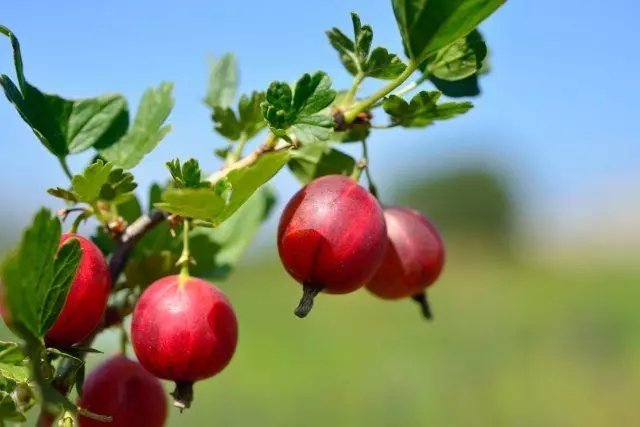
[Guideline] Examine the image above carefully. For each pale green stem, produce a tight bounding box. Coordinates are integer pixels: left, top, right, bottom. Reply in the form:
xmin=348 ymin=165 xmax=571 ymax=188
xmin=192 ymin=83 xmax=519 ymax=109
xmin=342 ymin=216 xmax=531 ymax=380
xmin=230 ymin=132 xmax=248 ymax=163
xmin=177 ymin=219 xmax=191 ymax=283
xmin=344 ymin=61 xmax=418 ymax=123
xmin=342 ymin=72 xmax=365 ymax=107
xmin=372 ymin=73 xmax=430 ymax=109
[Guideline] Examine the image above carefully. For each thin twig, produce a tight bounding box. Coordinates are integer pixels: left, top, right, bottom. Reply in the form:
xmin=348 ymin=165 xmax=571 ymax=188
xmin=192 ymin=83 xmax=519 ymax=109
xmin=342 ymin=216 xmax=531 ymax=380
xmin=206 ymin=138 xmax=291 ymax=184
xmin=107 ymin=210 xmax=168 ymax=284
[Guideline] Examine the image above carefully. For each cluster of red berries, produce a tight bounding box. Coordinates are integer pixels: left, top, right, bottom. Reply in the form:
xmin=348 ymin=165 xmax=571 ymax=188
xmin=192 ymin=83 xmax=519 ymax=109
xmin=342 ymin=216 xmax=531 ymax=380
xmin=278 ymin=174 xmax=445 ymax=319
xmin=2 ymin=174 xmax=443 ymax=427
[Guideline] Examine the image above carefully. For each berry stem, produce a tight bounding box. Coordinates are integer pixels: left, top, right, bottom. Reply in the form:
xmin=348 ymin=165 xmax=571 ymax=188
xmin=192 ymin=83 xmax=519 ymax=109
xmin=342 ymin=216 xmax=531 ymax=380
xmin=171 ymin=381 xmax=194 ymax=412
xmin=294 ymin=284 xmax=323 ymax=318
xmin=412 ymin=292 xmax=433 ymax=321
xmin=177 ymin=219 xmax=192 ymax=283
xmin=360 ymin=139 xmax=379 ymax=199
xmin=68 ymin=210 xmax=91 ymax=234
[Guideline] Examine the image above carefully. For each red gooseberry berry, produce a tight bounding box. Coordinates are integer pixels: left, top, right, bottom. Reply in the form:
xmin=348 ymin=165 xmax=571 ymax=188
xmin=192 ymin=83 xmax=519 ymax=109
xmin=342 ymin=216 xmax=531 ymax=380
xmin=277 ymin=174 xmax=387 ymax=318
xmin=0 ymin=233 xmax=110 ymax=347
xmin=131 ymin=275 xmax=238 ymax=410
xmin=77 ymin=355 xmax=167 ymax=427
xmin=365 ymin=207 xmax=445 ymax=320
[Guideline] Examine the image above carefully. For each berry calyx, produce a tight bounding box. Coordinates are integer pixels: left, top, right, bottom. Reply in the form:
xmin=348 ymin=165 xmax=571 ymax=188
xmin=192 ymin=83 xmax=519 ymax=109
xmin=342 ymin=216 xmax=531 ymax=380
xmin=0 ymin=233 xmax=110 ymax=347
xmin=77 ymin=355 xmax=167 ymax=427
xmin=365 ymin=207 xmax=445 ymax=320
xmin=131 ymin=275 xmax=238 ymax=410
xmin=277 ymin=175 xmax=387 ymax=318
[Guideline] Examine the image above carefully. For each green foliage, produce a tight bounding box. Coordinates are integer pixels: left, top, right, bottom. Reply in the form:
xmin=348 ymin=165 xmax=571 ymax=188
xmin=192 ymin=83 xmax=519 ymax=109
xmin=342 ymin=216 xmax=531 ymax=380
xmin=261 ymin=72 xmax=336 ymax=143
xmin=0 ymin=26 xmax=129 ymax=160
xmin=48 ymin=160 xmax=137 ymax=205
xmin=420 ymin=29 xmax=489 ymax=97
xmin=327 ymin=12 xmax=406 ymax=80
xmin=0 ymin=209 xmax=81 ymax=341
xmin=157 ymin=150 xmax=290 ymax=224
xmin=0 ymin=3 xmax=507 ymax=420
xmin=392 ymin=0 xmax=504 ymax=62
xmin=205 ymin=54 xmax=266 ymax=142
xmin=382 ymin=91 xmax=473 ymax=127
xmin=99 ymin=82 xmax=174 ymax=169
xmin=190 ymin=186 xmax=276 ymax=278
xmin=288 ymin=144 xmax=356 ymax=184
xmin=204 ymin=53 xmax=238 ymax=110
xmin=166 ymin=158 xmax=211 ymax=189
xmin=211 ymin=91 xmax=266 ymax=141
xmin=0 ymin=342 xmax=25 ymax=365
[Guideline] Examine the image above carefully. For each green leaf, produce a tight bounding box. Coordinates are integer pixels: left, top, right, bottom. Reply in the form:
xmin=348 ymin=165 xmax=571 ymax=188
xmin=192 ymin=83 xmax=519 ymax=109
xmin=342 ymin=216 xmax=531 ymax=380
xmin=288 ymin=144 xmax=356 ymax=184
xmin=237 ymin=91 xmax=266 ymax=140
xmin=212 ymin=106 xmax=242 ymax=140
xmin=204 ymin=53 xmax=238 ymax=110
xmin=424 ymin=29 xmax=488 ymax=81
xmin=99 ymin=82 xmax=174 ymax=169
xmin=98 ymin=168 xmax=137 ymax=204
xmin=261 ymin=72 xmax=336 ymax=143
xmin=382 ymin=91 xmax=473 ymax=127
xmin=1 ymin=26 xmax=129 ymax=159
xmin=47 ymin=188 xmax=79 ymax=204
xmin=165 ymin=158 xmax=211 ymax=189
xmin=0 ymin=342 xmax=24 ymax=365
xmin=327 ymin=13 xmax=406 ymax=80
xmin=125 ymin=251 xmax=177 ymax=289
xmin=191 ymin=186 xmax=276 ymax=279
xmin=0 ymin=209 xmax=82 ymax=341
xmin=392 ymin=0 xmax=504 ymax=62
xmin=39 ymin=238 xmax=81 ymax=334
xmin=157 ymin=150 xmax=290 ymax=224
xmin=0 ymin=363 xmax=29 ymax=384
xmin=366 ymin=47 xmax=407 ymax=80
xmin=71 ymin=160 xmax=113 ymax=203
xmin=430 ymin=74 xmax=481 ymax=98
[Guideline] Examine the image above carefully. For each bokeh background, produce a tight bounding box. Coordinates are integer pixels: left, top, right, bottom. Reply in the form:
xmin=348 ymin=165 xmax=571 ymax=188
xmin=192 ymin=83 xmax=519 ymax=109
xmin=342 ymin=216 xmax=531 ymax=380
xmin=2 ymin=0 xmax=639 ymax=426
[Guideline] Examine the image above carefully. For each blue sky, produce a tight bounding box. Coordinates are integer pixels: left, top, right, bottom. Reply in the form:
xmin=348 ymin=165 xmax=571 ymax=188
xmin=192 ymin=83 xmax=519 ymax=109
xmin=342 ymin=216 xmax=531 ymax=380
xmin=1 ymin=0 xmax=638 ymax=240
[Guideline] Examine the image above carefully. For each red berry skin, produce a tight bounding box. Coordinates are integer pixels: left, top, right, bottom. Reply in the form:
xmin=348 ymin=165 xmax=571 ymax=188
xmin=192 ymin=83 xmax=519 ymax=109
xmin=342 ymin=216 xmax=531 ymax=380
xmin=77 ymin=355 xmax=167 ymax=427
xmin=131 ymin=276 xmax=238 ymax=383
xmin=277 ymin=175 xmax=387 ymax=295
xmin=0 ymin=234 xmax=110 ymax=347
xmin=365 ymin=207 xmax=445 ymax=299
xmin=46 ymin=234 xmax=111 ymax=347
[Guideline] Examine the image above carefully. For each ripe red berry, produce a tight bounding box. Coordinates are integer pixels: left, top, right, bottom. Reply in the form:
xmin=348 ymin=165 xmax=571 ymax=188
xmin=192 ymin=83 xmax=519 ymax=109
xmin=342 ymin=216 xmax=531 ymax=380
xmin=131 ymin=275 xmax=238 ymax=410
xmin=77 ymin=355 xmax=167 ymax=427
xmin=365 ymin=207 xmax=445 ymax=320
xmin=0 ymin=233 xmax=110 ymax=347
xmin=277 ymin=175 xmax=387 ymax=318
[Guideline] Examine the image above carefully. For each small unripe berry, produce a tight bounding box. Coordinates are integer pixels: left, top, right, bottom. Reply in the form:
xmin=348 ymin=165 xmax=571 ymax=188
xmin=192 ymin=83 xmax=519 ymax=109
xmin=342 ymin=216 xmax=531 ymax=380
xmin=277 ymin=175 xmax=387 ymax=317
xmin=0 ymin=234 xmax=110 ymax=347
xmin=131 ymin=275 xmax=238 ymax=410
xmin=77 ymin=355 xmax=167 ymax=427
xmin=365 ymin=207 xmax=445 ymax=319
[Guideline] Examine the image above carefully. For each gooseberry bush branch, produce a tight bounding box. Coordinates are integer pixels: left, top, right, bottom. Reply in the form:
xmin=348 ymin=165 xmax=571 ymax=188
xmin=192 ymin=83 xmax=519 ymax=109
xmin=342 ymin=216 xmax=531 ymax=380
xmin=0 ymin=0 xmax=505 ymax=424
